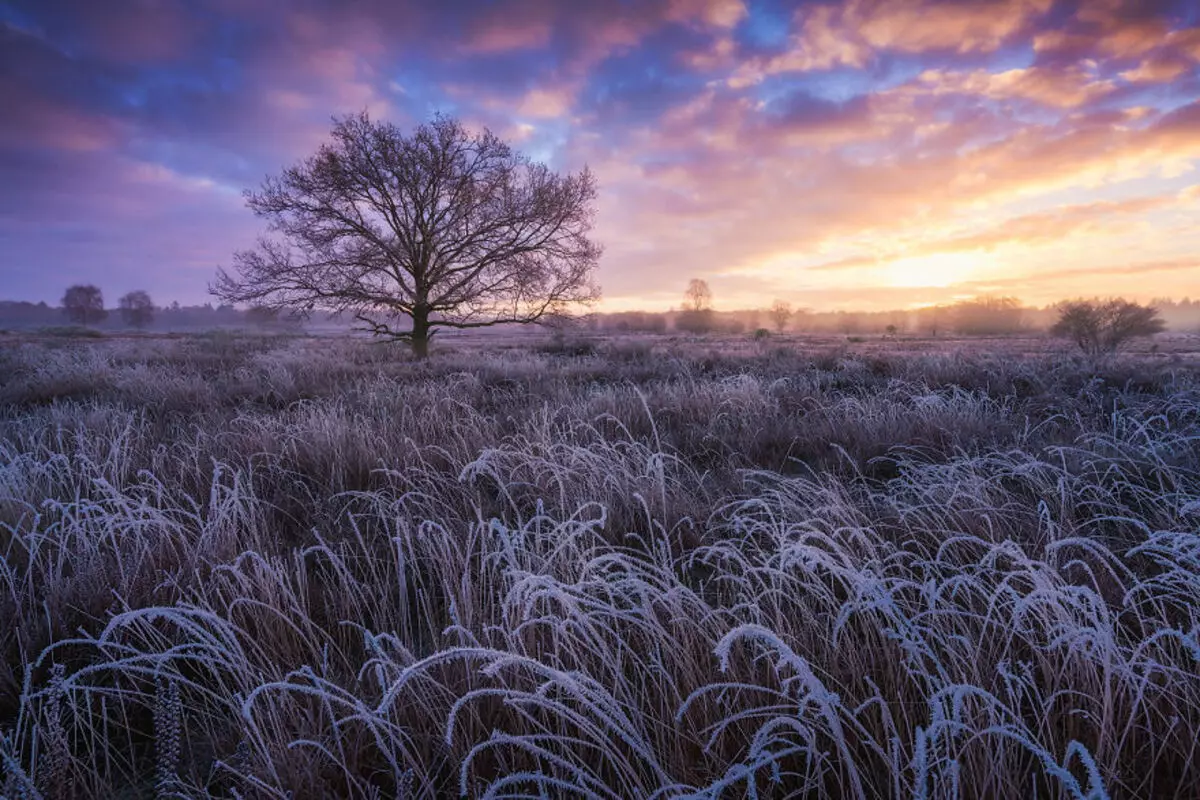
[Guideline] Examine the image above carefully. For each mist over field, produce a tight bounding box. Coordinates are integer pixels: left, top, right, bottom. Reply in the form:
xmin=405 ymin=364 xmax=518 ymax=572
xmin=2 ymin=331 xmax=1200 ymax=797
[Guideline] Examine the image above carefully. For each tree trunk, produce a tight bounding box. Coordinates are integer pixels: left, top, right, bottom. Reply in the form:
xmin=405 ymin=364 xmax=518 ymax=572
xmin=411 ymin=309 xmax=430 ymax=359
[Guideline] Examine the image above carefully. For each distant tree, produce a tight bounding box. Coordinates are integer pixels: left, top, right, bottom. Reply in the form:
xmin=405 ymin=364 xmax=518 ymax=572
xmin=677 ymin=279 xmax=714 ymax=333
xmin=837 ymin=311 xmax=862 ymax=335
xmin=684 ymin=279 xmax=712 ymax=312
xmin=118 ymin=290 xmax=155 ymax=328
xmin=212 ymin=112 xmax=601 ymax=358
xmin=1051 ymin=299 xmax=1165 ymax=356
xmin=951 ymin=296 xmax=1024 ymax=335
xmin=769 ymin=299 xmax=792 ymax=333
xmin=916 ymin=304 xmax=948 ymax=337
xmin=61 ymin=284 xmax=106 ymax=325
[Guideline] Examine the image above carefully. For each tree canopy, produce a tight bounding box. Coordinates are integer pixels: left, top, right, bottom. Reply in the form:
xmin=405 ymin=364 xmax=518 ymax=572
xmin=118 ymin=290 xmax=154 ymax=328
xmin=213 ymin=113 xmax=601 ymax=356
xmin=61 ymin=285 xmax=106 ymax=326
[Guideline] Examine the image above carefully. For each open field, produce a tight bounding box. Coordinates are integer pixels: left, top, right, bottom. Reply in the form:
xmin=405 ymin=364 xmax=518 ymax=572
xmin=2 ymin=332 xmax=1200 ymax=798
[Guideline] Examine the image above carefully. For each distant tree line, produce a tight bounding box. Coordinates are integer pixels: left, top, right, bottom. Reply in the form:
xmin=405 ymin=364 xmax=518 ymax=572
xmin=0 ymin=286 xmax=310 ymax=332
xmin=575 ymin=281 xmax=1189 ymax=346
xmin=0 ymin=280 xmax=1185 ymax=354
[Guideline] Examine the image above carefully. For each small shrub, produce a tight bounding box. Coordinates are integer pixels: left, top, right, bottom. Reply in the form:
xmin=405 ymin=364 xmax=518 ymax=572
xmin=1052 ymin=298 xmax=1165 ymax=355
xmin=38 ymin=325 xmax=105 ymax=338
xmin=538 ymin=335 xmax=598 ymax=357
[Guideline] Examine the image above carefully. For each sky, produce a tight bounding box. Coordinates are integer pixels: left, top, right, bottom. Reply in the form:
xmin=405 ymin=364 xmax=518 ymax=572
xmin=2 ymin=0 xmax=1200 ymax=312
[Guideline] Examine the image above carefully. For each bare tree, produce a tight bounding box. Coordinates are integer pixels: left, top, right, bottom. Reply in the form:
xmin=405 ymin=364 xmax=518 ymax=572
xmin=1051 ymin=299 xmax=1165 ymax=356
xmin=683 ymin=279 xmax=712 ymax=312
xmin=677 ymin=279 xmax=715 ymax=334
xmin=61 ymin=285 xmax=106 ymax=325
xmin=118 ymin=290 xmax=155 ymax=328
xmin=769 ymin=299 xmax=791 ymax=333
xmin=212 ymin=113 xmax=601 ymax=357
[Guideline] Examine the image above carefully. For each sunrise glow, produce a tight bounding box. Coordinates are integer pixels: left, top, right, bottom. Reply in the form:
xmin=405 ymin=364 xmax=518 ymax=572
xmin=2 ymin=0 xmax=1199 ymax=310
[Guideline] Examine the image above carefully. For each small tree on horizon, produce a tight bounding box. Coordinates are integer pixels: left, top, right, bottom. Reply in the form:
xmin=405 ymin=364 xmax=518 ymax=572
xmin=61 ymin=284 xmax=106 ymax=325
xmin=1051 ymin=298 xmax=1165 ymax=356
xmin=769 ymin=299 xmax=792 ymax=333
xmin=683 ymin=279 xmax=712 ymax=312
xmin=677 ymin=279 xmax=714 ymax=334
xmin=212 ymin=112 xmax=601 ymax=358
xmin=118 ymin=290 xmax=155 ymax=328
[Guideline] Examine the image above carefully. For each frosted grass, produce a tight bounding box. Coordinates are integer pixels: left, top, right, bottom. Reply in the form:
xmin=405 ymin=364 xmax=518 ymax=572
xmin=1 ymin=334 xmax=1198 ymax=797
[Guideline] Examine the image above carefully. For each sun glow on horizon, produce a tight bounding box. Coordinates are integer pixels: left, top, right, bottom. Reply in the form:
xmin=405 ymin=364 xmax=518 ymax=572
xmin=882 ymin=252 xmax=987 ymax=289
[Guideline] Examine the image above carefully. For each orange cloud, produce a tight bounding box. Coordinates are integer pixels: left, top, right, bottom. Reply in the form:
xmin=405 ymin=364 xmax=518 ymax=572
xmin=1120 ymin=53 xmax=1194 ymax=84
xmin=853 ymin=0 xmax=1053 ymax=54
xmin=808 ymin=194 xmax=1185 ymax=272
xmin=730 ymin=0 xmax=1052 ymax=85
xmin=516 ymin=86 xmax=577 ymax=118
xmin=667 ymin=0 xmax=747 ymax=29
xmin=913 ymin=66 xmax=1116 ymax=109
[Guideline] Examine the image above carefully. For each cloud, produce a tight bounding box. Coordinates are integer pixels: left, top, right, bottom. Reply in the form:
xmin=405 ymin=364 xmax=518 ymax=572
xmin=807 ymin=193 xmax=1187 ymax=271
xmin=1119 ymin=53 xmax=1194 ymax=83
xmin=913 ymin=66 xmax=1117 ymax=109
xmin=729 ymin=0 xmax=1053 ymax=86
xmin=2 ymin=0 xmax=1200 ymax=308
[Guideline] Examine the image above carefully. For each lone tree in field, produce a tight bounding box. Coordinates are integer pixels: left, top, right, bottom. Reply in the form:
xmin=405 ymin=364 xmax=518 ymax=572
xmin=212 ymin=112 xmax=602 ymax=357
xmin=676 ymin=278 xmax=715 ymax=334
xmin=769 ymin=299 xmax=791 ymax=333
xmin=61 ymin=284 xmax=106 ymax=325
xmin=684 ymin=278 xmax=712 ymax=312
xmin=1051 ymin=298 xmax=1165 ymax=356
xmin=118 ymin=290 xmax=154 ymax=328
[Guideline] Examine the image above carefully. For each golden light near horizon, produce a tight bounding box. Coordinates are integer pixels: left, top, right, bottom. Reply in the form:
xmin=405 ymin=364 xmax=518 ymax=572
xmin=882 ymin=252 xmax=986 ymax=289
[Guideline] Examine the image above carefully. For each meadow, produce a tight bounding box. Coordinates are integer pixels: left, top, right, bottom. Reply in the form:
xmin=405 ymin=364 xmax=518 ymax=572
xmin=1 ymin=330 xmax=1199 ymax=798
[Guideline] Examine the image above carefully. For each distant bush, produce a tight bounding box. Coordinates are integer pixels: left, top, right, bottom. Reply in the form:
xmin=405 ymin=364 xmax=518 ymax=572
xmin=675 ymin=308 xmax=715 ymax=334
xmin=599 ymin=311 xmax=667 ymax=333
xmin=753 ymin=327 xmax=771 ymax=341
xmin=603 ymin=338 xmax=654 ymax=361
xmin=538 ymin=334 xmax=598 ymax=357
xmin=1051 ymin=298 xmax=1165 ymax=355
xmin=38 ymin=325 xmax=105 ymax=338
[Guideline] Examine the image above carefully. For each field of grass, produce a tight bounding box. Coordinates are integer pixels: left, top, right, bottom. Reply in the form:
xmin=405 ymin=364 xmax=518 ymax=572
xmin=2 ymin=332 xmax=1199 ymax=798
